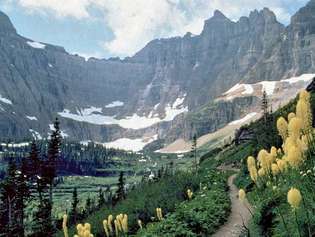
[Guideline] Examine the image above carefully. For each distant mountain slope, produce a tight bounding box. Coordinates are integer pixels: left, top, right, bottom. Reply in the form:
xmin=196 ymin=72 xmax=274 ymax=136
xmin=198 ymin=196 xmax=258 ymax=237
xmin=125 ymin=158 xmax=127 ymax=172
xmin=0 ymin=1 xmax=315 ymax=150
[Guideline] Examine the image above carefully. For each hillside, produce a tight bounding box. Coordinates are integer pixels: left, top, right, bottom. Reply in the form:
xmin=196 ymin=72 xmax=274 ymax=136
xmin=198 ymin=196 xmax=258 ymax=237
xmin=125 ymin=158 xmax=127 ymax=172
xmin=0 ymin=1 xmax=315 ymax=151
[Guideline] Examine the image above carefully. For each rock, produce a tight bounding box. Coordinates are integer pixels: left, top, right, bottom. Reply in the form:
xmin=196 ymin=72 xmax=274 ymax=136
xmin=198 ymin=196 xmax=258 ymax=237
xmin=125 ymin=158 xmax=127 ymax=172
xmin=0 ymin=1 xmax=314 ymax=146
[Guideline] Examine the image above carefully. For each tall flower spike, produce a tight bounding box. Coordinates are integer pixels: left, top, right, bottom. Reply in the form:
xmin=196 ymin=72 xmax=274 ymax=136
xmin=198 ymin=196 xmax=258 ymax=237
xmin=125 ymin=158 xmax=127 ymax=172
xmin=239 ymin=189 xmax=246 ymax=202
xmin=276 ymin=159 xmax=287 ymax=172
xmin=249 ymin=166 xmax=258 ymax=183
xmin=62 ymin=214 xmax=68 ymax=237
xmin=287 ymin=188 xmax=302 ymax=209
xmin=296 ymin=91 xmax=312 ymax=131
xmin=258 ymin=149 xmax=270 ymax=171
xmin=288 ymin=117 xmax=303 ymax=140
xmin=247 ymin=156 xmax=256 ymax=169
xmin=103 ymin=220 xmax=109 ymax=237
xmin=271 ymin=164 xmax=279 ymax=176
xmin=286 ymin=145 xmax=303 ymax=168
xmin=138 ymin=219 xmax=143 ymax=229
xmin=258 ymin=168 xmax=265 ymax=177
xmin=277 ymin=117 xmax=288 ymax=141
xmin=108 ymin=215 xmax=113 ymax=233
xmin=288 ymin=112 xmax=296 ymax=122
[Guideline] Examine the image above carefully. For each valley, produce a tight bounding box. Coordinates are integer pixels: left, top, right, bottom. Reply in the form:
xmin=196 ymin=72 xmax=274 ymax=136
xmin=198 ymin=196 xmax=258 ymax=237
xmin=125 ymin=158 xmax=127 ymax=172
xmin=1 ymin=1 xmax=315 ymax=237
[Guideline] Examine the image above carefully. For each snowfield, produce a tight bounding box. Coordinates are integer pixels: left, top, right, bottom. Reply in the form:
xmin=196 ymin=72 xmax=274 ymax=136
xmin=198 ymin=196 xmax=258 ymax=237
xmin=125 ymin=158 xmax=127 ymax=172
xmin=222 ymin=74 xmax=315 ymax=101
xmin=29 ymin=129 xmax=42 ymax=140
xmin=58 ymin=96 xmax=188 ymax=130
xmin=0 ymin=95 xmax=12 ymax=105
xmin=104 ymin=135 xmax=158 ymax=152
xmin=228 ymin=112 xmax=258 ymax=125
xmin=26 ymin=116 xmax=38 ymax=121
xmin=105 ymin=101 xmax=124 ymax=108
xmin=27 ymin=41 xmax=46 ymax=49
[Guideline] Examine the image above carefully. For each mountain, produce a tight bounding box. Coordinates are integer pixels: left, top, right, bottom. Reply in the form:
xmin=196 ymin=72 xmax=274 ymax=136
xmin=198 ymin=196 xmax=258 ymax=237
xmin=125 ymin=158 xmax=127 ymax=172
xmin=0 ymin=1 xmax=315 ymax=151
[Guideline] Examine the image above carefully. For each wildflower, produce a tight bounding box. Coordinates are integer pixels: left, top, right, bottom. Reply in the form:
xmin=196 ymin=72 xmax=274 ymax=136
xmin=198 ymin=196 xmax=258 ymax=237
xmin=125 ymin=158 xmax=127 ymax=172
xmin=249 ymin=166 xmax=258 ymax=183
xmin=62 ymin=214 xmax=68 ymax=237
xmin=288 ymin=117 xmax=302 ymax=140
xmin=238 ymin=189 xmax=246 ymax=202
xmin=296 ymin=91 xmax=312 ymax=131
xmin=156 ymin=208 xmax=163 ymax=221
xmin=108 ymin=215 xmax=113 ymax=233
xmin=258 ymin=149 xmax=270 ymax=171
xmin=187 ymin=189 xmax=193 ymax=200
xmin=287 ymin=188 xmax=302 ymax=209
xmin=276 ymin=159 xmax=287 ymax=172
xmin=258 ymin=168 xmax=266 ymax=177
xmin=286 ymin=146 xmax=303 ymax=168
xmin=271 ymin=164 xmax=280 ymax=176
xmin=103 ymin=220 xmax=109 ymax=237
xmin=75 ymin=223 xmax=93 ymax=237
xmin=138 ymin=219 xmax=143 ymax=230
xmin=247 ymin=156 xmax=256 ymax=169
xmin=277 ymin=117 xmax=288 ymax=141
xmin=270 ymin=147 xmax=277 ymax=162
xmin=288 ymin=112 xmax=296 ymax=122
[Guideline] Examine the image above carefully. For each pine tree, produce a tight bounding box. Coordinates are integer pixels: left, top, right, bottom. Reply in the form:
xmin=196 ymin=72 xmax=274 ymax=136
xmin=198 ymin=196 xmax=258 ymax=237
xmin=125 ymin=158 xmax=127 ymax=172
xmin=98 ymin=188 xmax=105 ymax=208
xmin=85 ymin=197 xmax=92 ymax=214
xmin=0 ymin=158 xmax=28 ymax=237
xmin=190 ymin=134 xmax=198 ymax=172
xmin=45 ymin=118 xmax=62 ymax=203
xmin=261 ymin=90 xmax=269 ymax=123
xmin=115 ymin=171 xmax=126 ymax=203
xmin=70 ymin=187 xmax=79 ymax=224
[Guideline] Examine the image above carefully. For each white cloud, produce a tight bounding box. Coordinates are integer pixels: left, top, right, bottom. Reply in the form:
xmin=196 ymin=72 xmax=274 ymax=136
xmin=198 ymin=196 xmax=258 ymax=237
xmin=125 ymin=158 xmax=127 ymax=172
xmin=17 ymin=0 xmax=91 ymax=19
xmin=11 ymin=0 xmax=308 ymax=56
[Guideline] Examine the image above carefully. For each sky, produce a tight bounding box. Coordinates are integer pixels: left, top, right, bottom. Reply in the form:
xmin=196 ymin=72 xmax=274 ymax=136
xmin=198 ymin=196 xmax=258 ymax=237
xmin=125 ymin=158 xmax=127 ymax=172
xmin=0 ymin=0 xmax=310 ymax=59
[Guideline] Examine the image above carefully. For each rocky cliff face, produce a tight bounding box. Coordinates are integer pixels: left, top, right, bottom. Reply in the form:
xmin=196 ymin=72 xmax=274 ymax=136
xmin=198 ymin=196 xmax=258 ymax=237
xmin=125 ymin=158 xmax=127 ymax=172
xmin=0 ymin=1 xmax=315 ymax=151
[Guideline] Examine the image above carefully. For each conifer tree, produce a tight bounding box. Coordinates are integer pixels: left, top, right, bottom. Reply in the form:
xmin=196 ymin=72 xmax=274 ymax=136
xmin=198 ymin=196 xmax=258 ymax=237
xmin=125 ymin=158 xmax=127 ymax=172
xmin=45 ymin=118 xmax=62 ymax=203
xmin=190 ymin=134 xmax=198 ymax=172
xmin=70 ymin=187 xmax=79 ymax=223
xmin=98 ymin=187 xmax=105 ymax=208
xmin=261 ymin=90 xmax=269 ymax=123
xmin=115 ymin=171 xmax=126 ymax=203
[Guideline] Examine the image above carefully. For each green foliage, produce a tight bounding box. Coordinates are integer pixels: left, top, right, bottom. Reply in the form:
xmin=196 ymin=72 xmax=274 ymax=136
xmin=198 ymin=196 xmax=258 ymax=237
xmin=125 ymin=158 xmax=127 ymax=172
xmin=56 ymin=171 xmax=204 ymax=236
xmin=137 ymin=171 xmax=230 ymax=237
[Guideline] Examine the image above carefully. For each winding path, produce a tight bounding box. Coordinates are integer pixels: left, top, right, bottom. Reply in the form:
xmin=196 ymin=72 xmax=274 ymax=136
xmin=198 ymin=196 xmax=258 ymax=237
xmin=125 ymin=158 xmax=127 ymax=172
xmin=212 ymin=171 xmax=252 ymax=237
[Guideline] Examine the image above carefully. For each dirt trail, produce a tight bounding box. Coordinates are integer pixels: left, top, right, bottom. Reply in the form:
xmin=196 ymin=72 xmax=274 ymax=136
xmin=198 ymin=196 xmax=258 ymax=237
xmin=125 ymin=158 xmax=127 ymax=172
xmin=212 ymin=171 xmax=252 ymax=237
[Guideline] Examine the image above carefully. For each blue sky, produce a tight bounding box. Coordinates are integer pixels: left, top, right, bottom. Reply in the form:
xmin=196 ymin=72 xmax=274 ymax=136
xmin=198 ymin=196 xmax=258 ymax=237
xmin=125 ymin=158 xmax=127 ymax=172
xmin=0 ymin=0 xmax=310 ymax=59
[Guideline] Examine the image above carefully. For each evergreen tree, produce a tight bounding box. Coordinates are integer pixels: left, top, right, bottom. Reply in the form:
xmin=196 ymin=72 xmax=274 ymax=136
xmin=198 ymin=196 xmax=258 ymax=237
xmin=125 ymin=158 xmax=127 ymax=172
xmin=115 ymin=171 xmax=126 ymax=203
xmin=0 ymin=158 xmax=28 ymax=237
xmin=261 ymin=90 xmax=269 ymax=123
xmin=85 ymin=197 xmax=92 ymax=214
xmin=190 ymin=134 xmax=198 ymax=172
xmin=45 ymin=118 xmax=62 ymax=203
xmin=70 ymin=187 xmax=79 ymax=223
xmin=98 ymin=188 xmax=105 ymax=208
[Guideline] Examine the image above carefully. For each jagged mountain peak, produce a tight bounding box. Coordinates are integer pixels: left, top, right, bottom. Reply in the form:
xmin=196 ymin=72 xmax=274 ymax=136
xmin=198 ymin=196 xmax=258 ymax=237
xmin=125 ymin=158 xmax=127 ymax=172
xmin=0 ymin=10 xmax=16 ymax=34
xmin=212 ymin=10 xmax=228 ymax=20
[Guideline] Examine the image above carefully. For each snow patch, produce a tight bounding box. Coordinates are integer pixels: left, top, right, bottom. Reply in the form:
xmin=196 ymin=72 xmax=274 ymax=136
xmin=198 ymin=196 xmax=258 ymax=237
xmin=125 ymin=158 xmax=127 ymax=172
xmin=59 ymin=96 xmax=188 ymax=130
xmin=281 ymin=74 xmax=315 ymax=84
xmin=29 ymin=129 xmax=42 ymax=140
xmin=27 ymin=41 xmax=46 ymax=49
xmin=49 ymin=124 xmax=69 ymax=138
xmin=242 ymin=84 xmax=254 ymax=95
xmin=105 ymin=101 xmax=124 ymax=108
xmin=224 ymin=83 xmax=243 ymax=94
xmin=104 ymin=135 xmax=158 ymax=152
xmin=229 ymin=112 xmax=257 ymax=125
xmin=26 ymin=116 xmax=38 ymax=121
xmin=48 ymin=63 xmax=53 ymax=68
xmin=259 ymin=81 xmax=277 ymax=95
xmin=193 ymin=62 xmax=199 ymax=70
xmin=0 ymin=95 xmax=12 ymax=105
